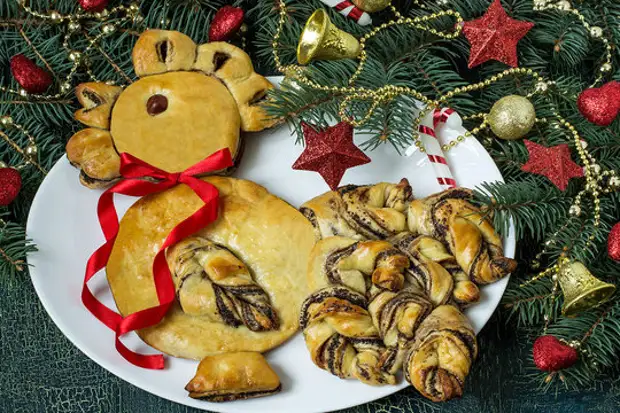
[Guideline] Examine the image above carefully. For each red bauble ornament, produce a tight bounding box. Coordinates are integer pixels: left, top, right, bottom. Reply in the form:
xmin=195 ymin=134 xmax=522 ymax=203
xmin=293 ymin=122 xmax=371 ymax=190
xmin=10 ymin=55 xmax=53 ymax=94
xmin=608 ymin=223 xmax=620 ymax=262
xmin=577 ymin=81 xmax=620 ymax=127
xmin=209 ymin=6 xmax=245 ymax=42
xmin=462 ymin=0 xmax=534 ymax=68
xmin=79 ymin=0 xmax=108 ymax=12
xmin=521 ymin=140 xmax=584 ymax=191
xmin=533 ymin=336 xmax=578 ymax=372
xmin=0 ymin=168 xmax=22 ymax=206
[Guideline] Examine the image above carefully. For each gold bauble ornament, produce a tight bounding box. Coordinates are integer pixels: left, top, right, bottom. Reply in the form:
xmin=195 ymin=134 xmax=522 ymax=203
xmin=487 ymin=95 xmax=536 ymax=140
xmin=558 ymin=261 xmax=616 ymax=316
xmin=0 ymin=115 xmax=14 ymax=127
xmin=49 ymin=11 xmax=63 ymax=24
xmin=297 ymin=9 xmax=361 ymax=65
xmin=351 ymin=0 xmax=391 ymax=13
xmin=25 ymin=143 xmax=38 ymax=158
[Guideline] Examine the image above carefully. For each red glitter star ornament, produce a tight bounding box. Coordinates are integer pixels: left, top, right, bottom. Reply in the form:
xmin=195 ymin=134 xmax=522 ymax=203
xmin=521 ymin=140 xmax=583 ymax=191
xmin=293 ymin=122 xmax=370 ymax=190
xmin=462 ymin=0 xmax=534 ymax=68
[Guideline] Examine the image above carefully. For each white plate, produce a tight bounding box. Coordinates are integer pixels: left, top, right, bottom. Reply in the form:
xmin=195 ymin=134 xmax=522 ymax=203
xmin=27 ymin=78 xmax=515 ymax=413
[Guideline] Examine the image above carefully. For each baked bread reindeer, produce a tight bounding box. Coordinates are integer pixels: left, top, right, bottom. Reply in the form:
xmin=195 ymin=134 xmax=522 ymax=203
xmin=66 ymin=30 xmax=275 ymax=188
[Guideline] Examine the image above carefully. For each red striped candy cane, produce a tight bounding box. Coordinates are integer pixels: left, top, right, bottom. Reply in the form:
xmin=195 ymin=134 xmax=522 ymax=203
xmin=318 ymin=0 xmax=372 ymax=25
xmin=417 ymin=109 xmax=457 ymax=190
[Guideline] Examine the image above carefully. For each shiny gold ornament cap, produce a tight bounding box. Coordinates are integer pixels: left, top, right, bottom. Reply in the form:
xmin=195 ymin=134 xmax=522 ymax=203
xmin=297 ymin=9 xmax=361 ymax=65
xmin=488 ymin=95 xmax=536 ymax=140
xmin=351 ymin=0 xmax=391 ymax=13
xmin=558 ymin=261 xmax=616 ymax=317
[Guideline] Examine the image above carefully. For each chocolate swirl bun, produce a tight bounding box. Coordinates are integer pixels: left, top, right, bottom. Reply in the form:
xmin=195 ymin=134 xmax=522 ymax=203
xmin=407 ymin=188 xmax=517 ymax=284
xmin=168 ymin=236 xmax=279 ymax=331
xmin=300 ymin=179 xmax=412 ymax=241
xmin=404 ymin=305 xmax=478 ymax=402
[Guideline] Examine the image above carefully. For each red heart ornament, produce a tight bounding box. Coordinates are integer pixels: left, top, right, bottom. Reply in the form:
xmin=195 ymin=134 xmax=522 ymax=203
xmin=533 ymin=335 xmax=578 ymax=372
xmin=208 ymin=6 xmax=245 ymax=42
xmin=79 ymin=0 xmax=108 ymax=12
xmin=10 ymin=54 xmax=53 ymax=94
xmin=577 ymin=81 xmax=620 ymax=127
xmin=608 ymin=222 xmax=620 ymax=262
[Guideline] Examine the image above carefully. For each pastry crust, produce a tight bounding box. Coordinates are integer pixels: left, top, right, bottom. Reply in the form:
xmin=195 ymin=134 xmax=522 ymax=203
xmin=132 ymin=30 xmax=197 ymax=77
xmin=74 ymin=82 xmax=122 ymax=130
xmin=65 ymin=128 xmax=121 ymax=187
xmin=106 ymin=177 xmax=315 ymax=359
xmin=185 ymin=352 xmax=281 ymax=401
xmin=110 ymin=71 xmax=241 ymax=173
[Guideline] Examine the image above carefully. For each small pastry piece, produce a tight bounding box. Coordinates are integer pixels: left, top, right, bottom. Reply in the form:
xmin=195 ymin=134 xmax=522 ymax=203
xmin=186 ymin=352 xmax=281 ymax=402
xmin=407 ymin=188 xmax=517 ymax=284
xmin=404 ymin=305 xmax=478 ymax=402
xmin=300 ymin=179 xmax=412 ymax=241
xmin=168 ymin=236 xmax=279 ymax=331
xmin=390 ymin=232 xmax=480 ymax=306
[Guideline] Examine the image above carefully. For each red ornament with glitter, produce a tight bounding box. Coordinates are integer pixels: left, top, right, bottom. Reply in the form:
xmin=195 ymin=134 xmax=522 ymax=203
xmin=462 ymin=0 xmax=534 ymax=68
xmin=209 ymin=6 xmax=245 ymax=42
xmin=533 ymin=336 xmax=578 ymax=372
xmin=293 ymin=122 xmax=370 ymax=190
xmin=10 ymin=54 xmax=53 ymax=94
xmin=521 ymin=140 xmax=583 ymax=191
xmin=577 ymin=81 xmax=620 ymax=127
xmin=79 ymin=0 xmax=108 ymax=12
xmin=608 ymin=223 xmax=620 ymax=262
xmin=0 ymin=168 xmax=22 ymax=206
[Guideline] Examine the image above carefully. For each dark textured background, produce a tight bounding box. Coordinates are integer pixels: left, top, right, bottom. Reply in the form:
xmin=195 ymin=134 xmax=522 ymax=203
xmin=1 ymin=272 xmax=618 ymax=413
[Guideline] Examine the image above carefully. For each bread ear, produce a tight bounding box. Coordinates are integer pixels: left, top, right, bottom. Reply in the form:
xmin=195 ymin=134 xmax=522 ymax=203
xmin=66 ymin=128 xmax=121 ymax=188
xmin=74 ymin=82 xmax=122 ymax=129
xmin=194 ymin=42 xmax=277 ymax=132
xmin=132 ymin=30 xmax=197 ymax=77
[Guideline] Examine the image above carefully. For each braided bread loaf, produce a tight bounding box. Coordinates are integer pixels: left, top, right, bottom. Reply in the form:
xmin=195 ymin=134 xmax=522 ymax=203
xmin=407 ymin=188 xmax=517 ymax=284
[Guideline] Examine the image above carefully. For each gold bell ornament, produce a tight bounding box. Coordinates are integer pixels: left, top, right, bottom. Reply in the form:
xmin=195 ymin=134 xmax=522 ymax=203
xmin=297 ymin=9 xmax=361 ymax=65
xmin=351 ymin=0 xmax=392 ymax=13
xmin=557 ymin=261 xmax=616 ymax=316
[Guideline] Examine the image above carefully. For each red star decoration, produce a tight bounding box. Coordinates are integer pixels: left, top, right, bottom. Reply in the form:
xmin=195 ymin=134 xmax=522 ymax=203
xmin=462 ymin=0 xmax=534 ymax=68
xmin=293 ymin=122 xmax=370 ymax=190
xmin=521 ymin=140 xmax=584 ymax=191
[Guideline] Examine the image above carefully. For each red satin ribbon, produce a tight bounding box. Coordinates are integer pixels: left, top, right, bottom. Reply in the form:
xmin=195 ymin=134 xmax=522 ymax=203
xmin=82 ymin=149 xmax=233 ymax=369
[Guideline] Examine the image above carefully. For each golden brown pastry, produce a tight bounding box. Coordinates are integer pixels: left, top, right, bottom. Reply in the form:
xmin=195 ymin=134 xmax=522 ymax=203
xmin=390 ymin=232 xmax=480 ymax=306
xmin=407 ymin=188 xmax=517 ymax=284
xmin=167 ymin=237 xmax=279 ymax=331
xmin=404 ymin=305 xmax=478 ymax=402
xmin=66 ymin=30 xmax=275 ymax=189
xmin=300 ymin=179 xmax=412 ymax=241
xmin=106 ymin=177 xmax=315 ymax=359
xmin=186 ymin=352 xmax=281 ymax=401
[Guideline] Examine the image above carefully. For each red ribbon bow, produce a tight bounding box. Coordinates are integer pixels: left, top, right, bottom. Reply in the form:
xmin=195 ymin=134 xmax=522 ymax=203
xmin=82 ymin=149 xmax=233 ymax=369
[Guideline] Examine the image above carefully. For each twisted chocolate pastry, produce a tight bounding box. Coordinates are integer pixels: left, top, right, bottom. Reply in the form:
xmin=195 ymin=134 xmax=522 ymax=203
xmin=167 ymin=236 xmax=279 ymax=331
xmin=407 ymin=188 xmax=517 ymax=284
xmin=390 ymin=232 xmax=480 ymax=306
xmin=301 ymin=237 xmax=412 ymax=384
xmin=300 ymin=179 xmax=412 ymax=241
xmin=404 ymin=305 xmax=478 ymax=402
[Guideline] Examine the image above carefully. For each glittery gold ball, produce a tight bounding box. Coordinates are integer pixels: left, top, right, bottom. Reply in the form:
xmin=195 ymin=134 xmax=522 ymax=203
xmin=25 ymin=144 xmax=38 ymax=158
xmin=351 ymin=0 xmax=391 ymax=13
xmin=569 ymin=204 xmax=581 ymax=216
xmin=0 ymin=115 xmax=13 ymax=127
xmin=600 ymin=63 xmax=612 ymax=73
xmin=49 ymin=11 xmax=63 ymax=23
xmin=488 ymin=95 xmax=536 ymax=140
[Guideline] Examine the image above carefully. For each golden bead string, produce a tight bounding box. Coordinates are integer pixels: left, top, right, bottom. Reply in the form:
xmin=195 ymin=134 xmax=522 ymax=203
xmin=0 ymin=115 xmax=46 ymax=174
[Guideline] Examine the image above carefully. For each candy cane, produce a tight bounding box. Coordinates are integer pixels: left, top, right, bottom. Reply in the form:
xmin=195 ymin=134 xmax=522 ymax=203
xmin=318 ymin=0 xmax=372 ymax=25
xmin=417 ymin=109 xmax=457 ymax=190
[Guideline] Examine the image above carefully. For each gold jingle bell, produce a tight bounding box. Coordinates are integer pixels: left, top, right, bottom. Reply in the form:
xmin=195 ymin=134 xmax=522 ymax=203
xmin=297 ymin=9 xmax=361 ymax=65
xmin=351 ymin=0 xmax=392 ymax=13
xmin=558 ymin=261 xmax=616 ymax=316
